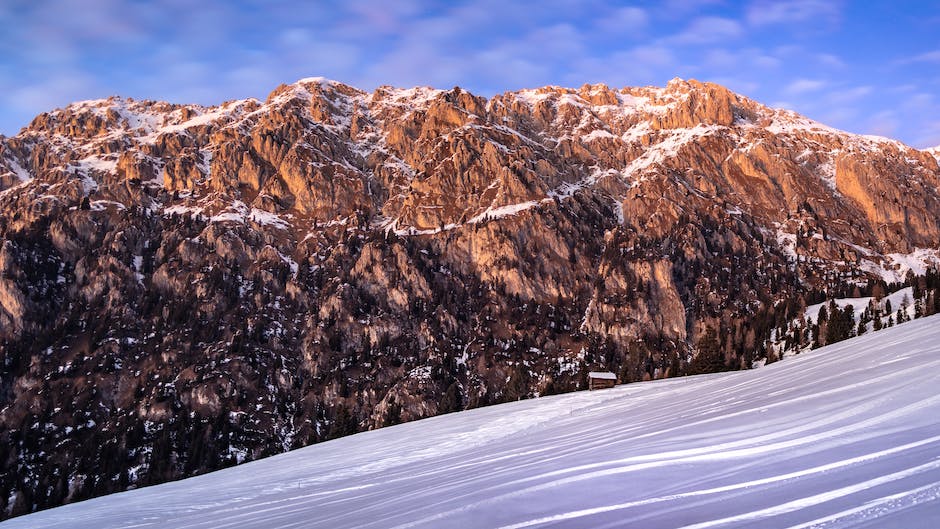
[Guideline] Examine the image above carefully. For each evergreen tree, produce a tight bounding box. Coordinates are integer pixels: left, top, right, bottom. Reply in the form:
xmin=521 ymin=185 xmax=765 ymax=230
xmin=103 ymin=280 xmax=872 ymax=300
xmin=383 ymin=398 xmax=402 ymax=427
xmin=844 ymin=305 xmax=856 ymax=337
xmin=438 ymin=382 xmax=462 ymax=414
xmin=505 ymin=363 xmax=531 ymax=401
xmin=687 ymin=327 xmax=726 ymax=375
xmin=872 ymin=282 xmax=886 ymax=301
xmin=328 ymin=406 xmax=358 ymax=440
xmin=812 ymin=322 xmax=823 ymax=349
xmin=669 ymin=353 xmax=682 ymax=377
xmin=825 ymin=304 xmax=854 ymax=345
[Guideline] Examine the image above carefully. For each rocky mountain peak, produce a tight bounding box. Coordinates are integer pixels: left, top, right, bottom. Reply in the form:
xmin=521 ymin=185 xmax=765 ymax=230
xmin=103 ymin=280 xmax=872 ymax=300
xmin=2 ymin=77 xmax=938 ymax=252
xmin=926 ymin=145 xmax=940 ymax=161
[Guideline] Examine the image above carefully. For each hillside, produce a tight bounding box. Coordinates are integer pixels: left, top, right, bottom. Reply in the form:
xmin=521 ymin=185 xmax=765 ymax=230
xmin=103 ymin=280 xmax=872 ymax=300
xmin=5 ymin=313 xmax=940 ymax=528
xmin=2 ymin=77 xmax=940 ymax=516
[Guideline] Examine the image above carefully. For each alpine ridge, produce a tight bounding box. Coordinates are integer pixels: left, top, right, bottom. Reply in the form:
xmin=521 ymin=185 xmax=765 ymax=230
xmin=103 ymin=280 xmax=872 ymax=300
xmin=1 ymin=77 xmax=939 ymax=518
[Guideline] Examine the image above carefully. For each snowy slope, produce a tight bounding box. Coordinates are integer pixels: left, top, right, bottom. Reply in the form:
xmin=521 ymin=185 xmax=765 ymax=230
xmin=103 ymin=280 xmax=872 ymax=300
xmin=804 ymin=286 xmax=915 ymax=325
xmin=7 ymin=316 xmax=940 ymax=529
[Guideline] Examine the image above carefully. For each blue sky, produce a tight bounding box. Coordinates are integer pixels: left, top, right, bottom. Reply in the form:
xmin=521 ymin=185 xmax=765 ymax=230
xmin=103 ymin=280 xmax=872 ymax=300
xmin=1 ymin=0 xmax=939 ymax=147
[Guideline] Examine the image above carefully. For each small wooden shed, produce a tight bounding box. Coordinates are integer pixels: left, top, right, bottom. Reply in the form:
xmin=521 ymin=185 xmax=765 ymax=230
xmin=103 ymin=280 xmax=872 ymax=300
xmin=588 ymin=371 xmax=617 ymax=390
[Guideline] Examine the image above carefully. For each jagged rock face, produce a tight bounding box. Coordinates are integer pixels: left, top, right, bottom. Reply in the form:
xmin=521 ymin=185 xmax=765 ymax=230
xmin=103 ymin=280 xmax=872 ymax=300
xmin=1 ymin=77 xmax=940 ymax=519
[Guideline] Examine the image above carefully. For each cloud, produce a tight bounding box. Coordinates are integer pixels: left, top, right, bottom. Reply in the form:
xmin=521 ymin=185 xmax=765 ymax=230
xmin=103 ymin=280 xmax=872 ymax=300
xmin=660 ymin=0 xmax=724 ymax=17
xmin=670 ymin=17 xmax=744 ymax=44
xmin=901 ymin=92 xmax=934 ymax=112
xmin=701 ymin=49 xmax=737 ymax=70
xmin=816 ymin=53 xmax=846 ymax=69
xmin=900 ymin=50 xmax=940 ymax=64
xmin=270 ymin=28 xmax=363 ymax=83
xmin=472 ymin=52 xmax=548 ymax=91
xmin=746 ymin=0 xmax=842 ymax=26
xmin=702 ymin=48 xmax=781 ymax=72
xmin=866 ymin=110 xmax=899 ymax=138
xmin=842 ymin=85 xmax=872 ymax=98
xmin=278 ymin=28 xmax=311 ymax=48
xmin=785 ymin=78 xmax=826 ymax=95
xmin=825 ymin=85 xmax=872 ymax=104
xmin=912 ymin=121 xmax=940 ymax=149
xmin=7 ymin=69 xmax=100 ymax=117
xmin=595 ymin=7 xmax=648 ymax=34
xmin=343 ymin=0 xmax=427 ymax=35
xmin=559 ymin=44 xmax=677 ymax=89
xmin=29 ymin=0 xmax=147 ymax=42
xmin=754 ymin=55 xmax=782 ymax=69
xmin=819 ymin=107 xmax=858 ymax=125
xmin=862 ymin=91 xmax=939 ymax=146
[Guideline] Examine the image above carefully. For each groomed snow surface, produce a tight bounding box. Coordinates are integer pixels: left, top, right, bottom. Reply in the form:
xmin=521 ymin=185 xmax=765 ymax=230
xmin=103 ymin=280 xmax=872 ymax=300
xmin=8 ymin=316 xmax=940 ymax=529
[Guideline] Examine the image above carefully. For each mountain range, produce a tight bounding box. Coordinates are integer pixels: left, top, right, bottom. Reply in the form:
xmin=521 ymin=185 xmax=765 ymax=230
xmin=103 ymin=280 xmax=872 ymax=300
xmin=1 ymin=77 xmax=940 ymax=518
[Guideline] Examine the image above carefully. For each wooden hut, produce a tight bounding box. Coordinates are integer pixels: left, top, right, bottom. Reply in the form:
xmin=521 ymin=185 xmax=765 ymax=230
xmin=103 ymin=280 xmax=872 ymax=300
xmin=588 ymin=371 xmax=617 ymax=390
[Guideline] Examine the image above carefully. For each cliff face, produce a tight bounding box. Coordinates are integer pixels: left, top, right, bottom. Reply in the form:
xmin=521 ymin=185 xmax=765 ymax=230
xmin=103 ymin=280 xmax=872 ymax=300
xmin=1 ymin=77 xmax=939 ymax=518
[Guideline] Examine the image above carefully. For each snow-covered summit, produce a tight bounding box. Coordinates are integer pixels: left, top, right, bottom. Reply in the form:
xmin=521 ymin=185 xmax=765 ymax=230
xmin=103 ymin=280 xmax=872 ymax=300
xmin=926 ymin=145 xmax=940 ymax=162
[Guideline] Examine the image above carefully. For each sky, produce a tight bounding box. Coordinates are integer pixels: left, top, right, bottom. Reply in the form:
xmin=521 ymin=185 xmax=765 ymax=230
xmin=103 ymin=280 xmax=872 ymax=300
xmin=1 ymin=0 xmax=939 ymax=147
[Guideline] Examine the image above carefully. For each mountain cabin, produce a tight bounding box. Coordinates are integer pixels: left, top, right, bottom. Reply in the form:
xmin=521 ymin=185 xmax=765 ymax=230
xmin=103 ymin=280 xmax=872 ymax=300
xmin=588 ymin=371 xmax=617 ymax=390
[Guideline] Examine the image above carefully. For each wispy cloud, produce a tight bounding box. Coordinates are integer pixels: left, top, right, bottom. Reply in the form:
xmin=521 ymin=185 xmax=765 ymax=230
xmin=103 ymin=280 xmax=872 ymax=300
xmin=785 ymin=78 xmax=827 ymax=95
xmin=816 ymin=53 xmax=846 ymax=69
xmin=746 ymin=0 xmax=843 ymax=27
xmin=828 ymin=85 xmax=872 ymax=103
xmin=866 ymin=110 xmax=899 ymax=138
xmin=913 ymin=121 xmax=940 ymax=149
xmin=901 ymin=92 xmax=934 ymax=112
xmin=670 ymin=17 xmax=744 ymax=44
xmin=660 ymin=0 xmax=724 ymax=17
xmin=560 ymin=45 xmax=677 ymax=89
xmin=594 ymin=7 xmax=648 ymax=35
xmin=702 ymin=48 xmax=781 ymax=71
xmin=899 ymin=50 xmax=940 ymax=64
xmin=343 ymin=0 xmax=428 ymax=35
